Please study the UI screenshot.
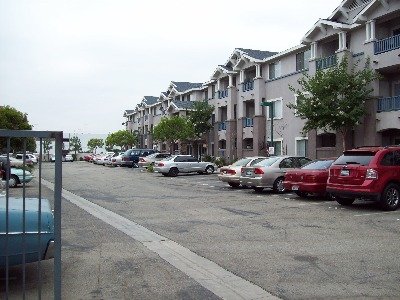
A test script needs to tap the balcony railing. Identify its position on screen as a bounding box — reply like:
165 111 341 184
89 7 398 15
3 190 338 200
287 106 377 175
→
316 54 337 70
374 34 400 55
377 95 400 112
218 121 227 131
218 90 228 99
242 117 254 128
242 81 254 92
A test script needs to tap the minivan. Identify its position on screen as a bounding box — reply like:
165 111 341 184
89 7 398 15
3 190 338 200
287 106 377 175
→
121 149 156 167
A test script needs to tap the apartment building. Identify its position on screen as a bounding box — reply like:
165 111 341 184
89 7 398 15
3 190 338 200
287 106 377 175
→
124 0 400 160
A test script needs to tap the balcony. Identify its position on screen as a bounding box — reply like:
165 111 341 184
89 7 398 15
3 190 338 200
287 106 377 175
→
242 117 254 128
377 96 400 112
218 90 228 99
242 81 254 92
218 122 226 131
316 54 337 70
374 34 400 55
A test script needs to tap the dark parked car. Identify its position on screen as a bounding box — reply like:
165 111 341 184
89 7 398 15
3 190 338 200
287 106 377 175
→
121 149 156 168
327 146 400 211
284 158 336 197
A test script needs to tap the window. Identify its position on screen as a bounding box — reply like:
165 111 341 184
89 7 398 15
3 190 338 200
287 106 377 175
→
280 158 295 168
296 138 308 156
296 50 310 71
268 140 282 156
269 61 281 79
212 85 215 99
243 138 253 149
187 94 191 101
381 152 394 166
250 158 265 166
266 98 283 120
188 156 198 162
317 133 336 147
204 90 208 100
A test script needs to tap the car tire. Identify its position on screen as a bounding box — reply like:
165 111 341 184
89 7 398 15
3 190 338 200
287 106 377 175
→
9 175 18 188
228 182 240 188
380 183 400 211
205 165 214 174
273 177 285 193
295 191 308 198
253 187 264 193
168 168 179 177
335 197 355 206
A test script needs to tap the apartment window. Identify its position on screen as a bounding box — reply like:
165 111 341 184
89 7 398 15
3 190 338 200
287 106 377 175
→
269 61 281 79
266 98 283 120
204 90 208 100
296 50 310 71
212 85 215 99
317 133 336 147
296 138 308 156
187 94 190 101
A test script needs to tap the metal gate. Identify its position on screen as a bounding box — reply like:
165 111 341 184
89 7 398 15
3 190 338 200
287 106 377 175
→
0 130 63 299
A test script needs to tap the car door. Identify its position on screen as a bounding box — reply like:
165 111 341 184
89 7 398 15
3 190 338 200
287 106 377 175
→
187 156 200 172
174 156 188 172
278 157 297 175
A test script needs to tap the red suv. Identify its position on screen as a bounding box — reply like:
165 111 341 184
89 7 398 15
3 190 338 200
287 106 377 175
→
327 146 400 210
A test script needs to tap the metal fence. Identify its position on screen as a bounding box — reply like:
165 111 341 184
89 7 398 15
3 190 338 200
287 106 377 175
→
0 130 63 299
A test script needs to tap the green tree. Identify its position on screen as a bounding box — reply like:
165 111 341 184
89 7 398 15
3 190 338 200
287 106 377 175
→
69 136 82 158
0 105 36 152
105 130 137 150
153 116 194 151
87 138 104 153
288 57 379 150
187 101 214 158
42 138 53 161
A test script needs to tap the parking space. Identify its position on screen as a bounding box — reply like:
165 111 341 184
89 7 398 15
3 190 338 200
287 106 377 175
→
21 162 400 299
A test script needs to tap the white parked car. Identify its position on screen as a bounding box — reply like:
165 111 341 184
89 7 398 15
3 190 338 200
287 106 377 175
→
15 153 38 164
64 154 74 162
110 152 125 167
154 155 215 177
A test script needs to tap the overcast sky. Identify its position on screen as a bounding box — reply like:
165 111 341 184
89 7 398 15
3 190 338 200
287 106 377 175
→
0 0 338 134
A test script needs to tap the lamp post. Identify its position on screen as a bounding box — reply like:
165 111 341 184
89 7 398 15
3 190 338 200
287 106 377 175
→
261 101 274 154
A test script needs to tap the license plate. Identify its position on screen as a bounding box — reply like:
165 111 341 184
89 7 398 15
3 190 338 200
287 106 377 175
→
246 171 252 176
340 169 350 176
292 185 299 191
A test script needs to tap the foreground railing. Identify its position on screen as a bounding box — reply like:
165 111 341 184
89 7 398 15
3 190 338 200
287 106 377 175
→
374 34 400 55
377 95 400 112
0 130 63 300
316 54 337 70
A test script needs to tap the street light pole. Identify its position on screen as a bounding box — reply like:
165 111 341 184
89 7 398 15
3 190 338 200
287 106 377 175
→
261 101 274 154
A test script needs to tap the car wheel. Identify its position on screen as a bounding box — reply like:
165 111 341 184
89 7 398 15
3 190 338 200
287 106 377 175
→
205 165 214 174
273 177 285 193
295 191 308 198
9 175 18 188
335 197 355 206
253 187 264 193
380 183 400 211
228 182 240 188
168 168 179 177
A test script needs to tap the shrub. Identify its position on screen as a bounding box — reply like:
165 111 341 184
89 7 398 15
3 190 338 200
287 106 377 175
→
214 157 227 168
147 164 154 173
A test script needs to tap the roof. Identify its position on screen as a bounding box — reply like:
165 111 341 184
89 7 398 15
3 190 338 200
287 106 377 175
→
123 110 135 117
236 48 278 60
171 81 203 93
143 96 158 106
171 101 195 110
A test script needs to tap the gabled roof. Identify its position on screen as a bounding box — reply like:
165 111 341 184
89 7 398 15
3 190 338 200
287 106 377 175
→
169 100 195 111
354 0 390 23
236 48 278 61
143 96 158 106
301 19 358 43
123 110 135 117
171 81 203 93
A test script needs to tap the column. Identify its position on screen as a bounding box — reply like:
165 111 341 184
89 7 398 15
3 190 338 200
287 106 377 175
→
370 19 376 41
255 64 261 78
228 75 234 87
240 70 245 83
310 42 317 60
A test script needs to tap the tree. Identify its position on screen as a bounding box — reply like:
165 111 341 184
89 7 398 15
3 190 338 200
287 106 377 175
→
288 57 379 150
69 136 82 158
0 105 36 153
105 130 137 150
87 138 104 154
43 138 53 161
152 116 194 152
187 101 214 158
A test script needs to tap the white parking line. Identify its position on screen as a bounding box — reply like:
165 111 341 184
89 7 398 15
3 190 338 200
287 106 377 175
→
41 178 279 300
354 211 400 217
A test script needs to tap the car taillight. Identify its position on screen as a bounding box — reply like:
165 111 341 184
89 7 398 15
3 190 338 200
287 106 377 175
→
241 168 245 173
366 168 378 179
226 169 236 175
140 158 146 162
158 162 164 167
254 168 264 175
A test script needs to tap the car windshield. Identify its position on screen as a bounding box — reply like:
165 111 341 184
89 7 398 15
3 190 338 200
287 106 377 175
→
131 150 140 155
302 160 334 170
231 158 252 166
333 152 375 166
254 157 280 167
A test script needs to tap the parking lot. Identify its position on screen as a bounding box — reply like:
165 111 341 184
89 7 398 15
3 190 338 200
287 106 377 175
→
3 161 400 299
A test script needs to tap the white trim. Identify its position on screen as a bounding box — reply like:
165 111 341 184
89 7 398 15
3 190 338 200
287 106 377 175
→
295 137 308 157
266 97 283 120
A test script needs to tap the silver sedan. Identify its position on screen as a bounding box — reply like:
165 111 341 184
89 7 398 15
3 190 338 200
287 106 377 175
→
218 156 266 188
239 156 311 193
154 155 215 177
